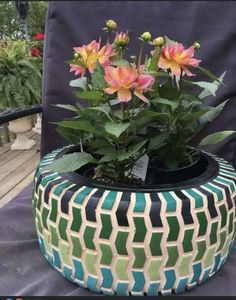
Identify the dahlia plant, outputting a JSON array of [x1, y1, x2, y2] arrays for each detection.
[[49, 20, 234, 184]]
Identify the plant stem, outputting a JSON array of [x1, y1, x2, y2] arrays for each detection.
[[138, 42, 144, 71]]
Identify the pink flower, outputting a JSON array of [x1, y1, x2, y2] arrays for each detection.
[[32, 33, 45, 41], [104, 65, 154, 103], [69, 64, 86, 77], [71, 39, 116, 76], [30, 47, 41, 57], [158, 42, 201, 77]]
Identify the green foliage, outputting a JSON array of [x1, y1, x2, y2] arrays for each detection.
[[198, 131, 235, 147], [0, 40, 42, 109], [43, 152, 96, 173], [0, 1, 48, 39]]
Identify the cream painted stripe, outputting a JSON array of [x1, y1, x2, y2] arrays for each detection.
[[78, 188, 98, 285], [126, 192, 136, 294], [109, 191, 123, 293], [142, 193, 152, 294], [94, 190, 109, 292], [180, 190, 199, 284], [171, 191, 187, 288], [158, 192, 170, 291], [190, 188, 212, 280]]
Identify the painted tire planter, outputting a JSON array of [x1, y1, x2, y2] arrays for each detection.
[[32, 145, 236, 296]]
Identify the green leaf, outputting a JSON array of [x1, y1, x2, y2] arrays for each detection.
[[199, 72, 226, 99], [104, 122, 130, 138], [75, 90, 104, 101], [147, 47, 161, 72], [55, 120, 100, 134], [118, 140, 147, 161], [91, 61, 106, 89], [152, 97, 179, 112], [148, 133, 168, 151], [191, 81, 218, 97], [55, 126, 80, 144], [42, 152, 96, 173], [197, 66, 226, 86], [180, 93, 203, 103], [110, 58, 130, 66], [178, 110, 209, 125], [198, 131, 235, 147], [84, 106, 113, 121], [198, 99, 230, 125], [54, 104, 80, 113], [158, 82, 180, 100], [136, 109, 168, 126], [69, 77, 87, 90]]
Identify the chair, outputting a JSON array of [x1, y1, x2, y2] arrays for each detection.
[[1, 1, 236, 296]]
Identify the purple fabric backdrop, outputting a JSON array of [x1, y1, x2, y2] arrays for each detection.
[[0, 184, 236, 296], [41, 1, 236, 162]]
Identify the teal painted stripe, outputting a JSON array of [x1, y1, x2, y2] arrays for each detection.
[[74, 187, 93, 204], [73, 258, 84, 280], [220, 169, 236, 178], [134, 193, 146, 212], [164, 269, 176, 290], [101, 268, 113, 289], [101, 191, 117, 210], [132, 271, 145, 292], [162, 192, 177, 212], [53, 248, 61, 269], [147, 283, 160, 296], [212, 253, 221, 273], [41, 174, 58, 187], [116, 282, 129, 296], [175, 277, 188, 293], [214, 177, 235, 193], [184, 189, 203, 208], [200, 268, 211, 283], [53, 181, 72, 196], [63, 266, 72, 280], [202, 183, 224, 201], [190, 262, 202, 284], [87, 276, 100, 293]]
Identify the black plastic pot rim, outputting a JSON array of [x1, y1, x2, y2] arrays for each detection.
[[54, 145, 219, 193]]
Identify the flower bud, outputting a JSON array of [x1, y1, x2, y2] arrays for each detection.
[[106, 19, 117, 30], [153, 36, 165, 47], [114, 31, 129, 47], [141, 32, 152, 42], [74, 52, 80, 58], [193, 41, 201, 50]]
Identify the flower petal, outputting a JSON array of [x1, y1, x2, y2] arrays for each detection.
[[118, 89, 132, 102]]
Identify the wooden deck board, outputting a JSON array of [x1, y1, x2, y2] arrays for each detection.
[[0, 132, 40, 207]]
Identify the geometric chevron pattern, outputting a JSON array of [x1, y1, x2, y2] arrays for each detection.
[[32, 146, 236, 295]]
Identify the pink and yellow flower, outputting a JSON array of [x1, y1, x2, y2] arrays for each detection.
[[69, 64, 86, 77], [113, 31, 129, 47], [158, 42, 201, 77], [70, 39, 116, 76], [104, 65, 154, 102]]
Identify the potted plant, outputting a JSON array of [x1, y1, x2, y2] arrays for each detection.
[[0, 39, 42, 149], [33, 20, 236, 295]]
